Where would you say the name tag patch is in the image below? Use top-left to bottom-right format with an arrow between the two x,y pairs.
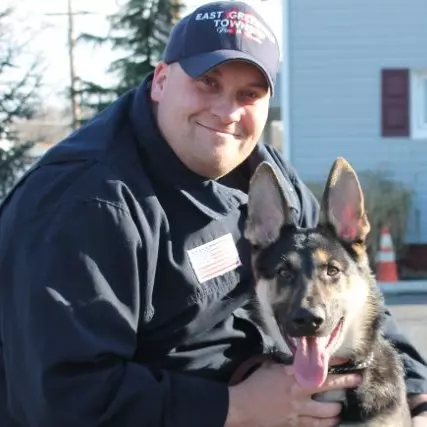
187,233 -> 242,283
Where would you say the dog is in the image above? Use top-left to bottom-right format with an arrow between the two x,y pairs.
243,157 -> 411,426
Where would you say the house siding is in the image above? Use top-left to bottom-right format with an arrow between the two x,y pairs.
287,0 -> 427,242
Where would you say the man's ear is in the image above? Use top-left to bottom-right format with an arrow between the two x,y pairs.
150,62 -> 169,102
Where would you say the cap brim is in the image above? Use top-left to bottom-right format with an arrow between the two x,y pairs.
178,50 -> 274,95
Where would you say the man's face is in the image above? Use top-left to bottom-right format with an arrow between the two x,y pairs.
150,60 -> 271,179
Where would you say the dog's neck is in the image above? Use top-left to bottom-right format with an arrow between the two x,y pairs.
327,351 -> 375,374
228,348 -> 375,386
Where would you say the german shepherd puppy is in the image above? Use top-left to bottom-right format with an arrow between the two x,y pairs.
244,157 -> 411,426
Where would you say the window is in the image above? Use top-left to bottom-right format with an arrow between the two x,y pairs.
381,68 -> 427,139
410,71 -> 427,139
381,69 -> 409,137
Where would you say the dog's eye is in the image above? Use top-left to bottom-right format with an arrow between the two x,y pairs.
326,265 -> 340,277
276,267 -> 294,280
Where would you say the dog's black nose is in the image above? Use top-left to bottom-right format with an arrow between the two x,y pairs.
291,307 -> 325,334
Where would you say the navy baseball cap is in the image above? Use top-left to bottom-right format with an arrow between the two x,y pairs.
163,0 -> 280,94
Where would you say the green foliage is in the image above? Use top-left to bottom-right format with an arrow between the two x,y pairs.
0,7 -> 41,199
77,0 -> 183,119
0,141 -> 33,199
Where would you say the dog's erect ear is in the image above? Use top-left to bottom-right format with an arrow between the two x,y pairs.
245,162 -> 293,247
321,157 -> 370,243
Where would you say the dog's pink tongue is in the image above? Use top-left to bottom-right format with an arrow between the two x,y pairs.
293,336 -> 330,388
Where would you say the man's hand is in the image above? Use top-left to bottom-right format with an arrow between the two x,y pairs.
410,394 -> 427,426
225,361 -> 362,427
413,413 -> 427,427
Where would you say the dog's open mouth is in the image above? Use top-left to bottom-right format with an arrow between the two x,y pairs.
282,318 -> 344,388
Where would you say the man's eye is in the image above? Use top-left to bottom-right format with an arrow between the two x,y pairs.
198,76 -> 217,88
239,90 -> 262,101
239,91 -> 260,100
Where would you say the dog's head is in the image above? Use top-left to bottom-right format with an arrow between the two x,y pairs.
245,157 -> 378,388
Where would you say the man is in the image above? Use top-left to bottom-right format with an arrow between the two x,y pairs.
0,1 -> 426,426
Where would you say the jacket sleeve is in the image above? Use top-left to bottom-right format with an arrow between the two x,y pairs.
2,199 -> 228,427
284,162 -> 320,228
264,145 -> 320,228
381,307 -> 427,395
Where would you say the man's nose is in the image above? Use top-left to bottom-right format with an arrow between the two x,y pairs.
210,98 -> 243,123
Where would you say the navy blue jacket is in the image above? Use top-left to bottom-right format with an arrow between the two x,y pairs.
0,74 -> 426,426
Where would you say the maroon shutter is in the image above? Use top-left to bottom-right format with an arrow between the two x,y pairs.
381,69 -> 409,137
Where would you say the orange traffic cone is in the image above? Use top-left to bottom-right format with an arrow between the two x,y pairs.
376,226 -> 399,282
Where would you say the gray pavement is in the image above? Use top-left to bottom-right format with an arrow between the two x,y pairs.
384,293 -> 427,359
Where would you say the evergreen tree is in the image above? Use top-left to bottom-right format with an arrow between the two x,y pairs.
0,140 -> 33,199
77,0 -> 183,118
0,8 -> 41,199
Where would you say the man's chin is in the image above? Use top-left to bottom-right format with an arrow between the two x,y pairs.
199,156 -> 243,179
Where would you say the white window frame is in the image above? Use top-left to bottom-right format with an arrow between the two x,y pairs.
410,70 -> 427,139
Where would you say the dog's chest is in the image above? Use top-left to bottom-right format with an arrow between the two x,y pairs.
314,390 -> 408,427
313,390 -> 367,426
